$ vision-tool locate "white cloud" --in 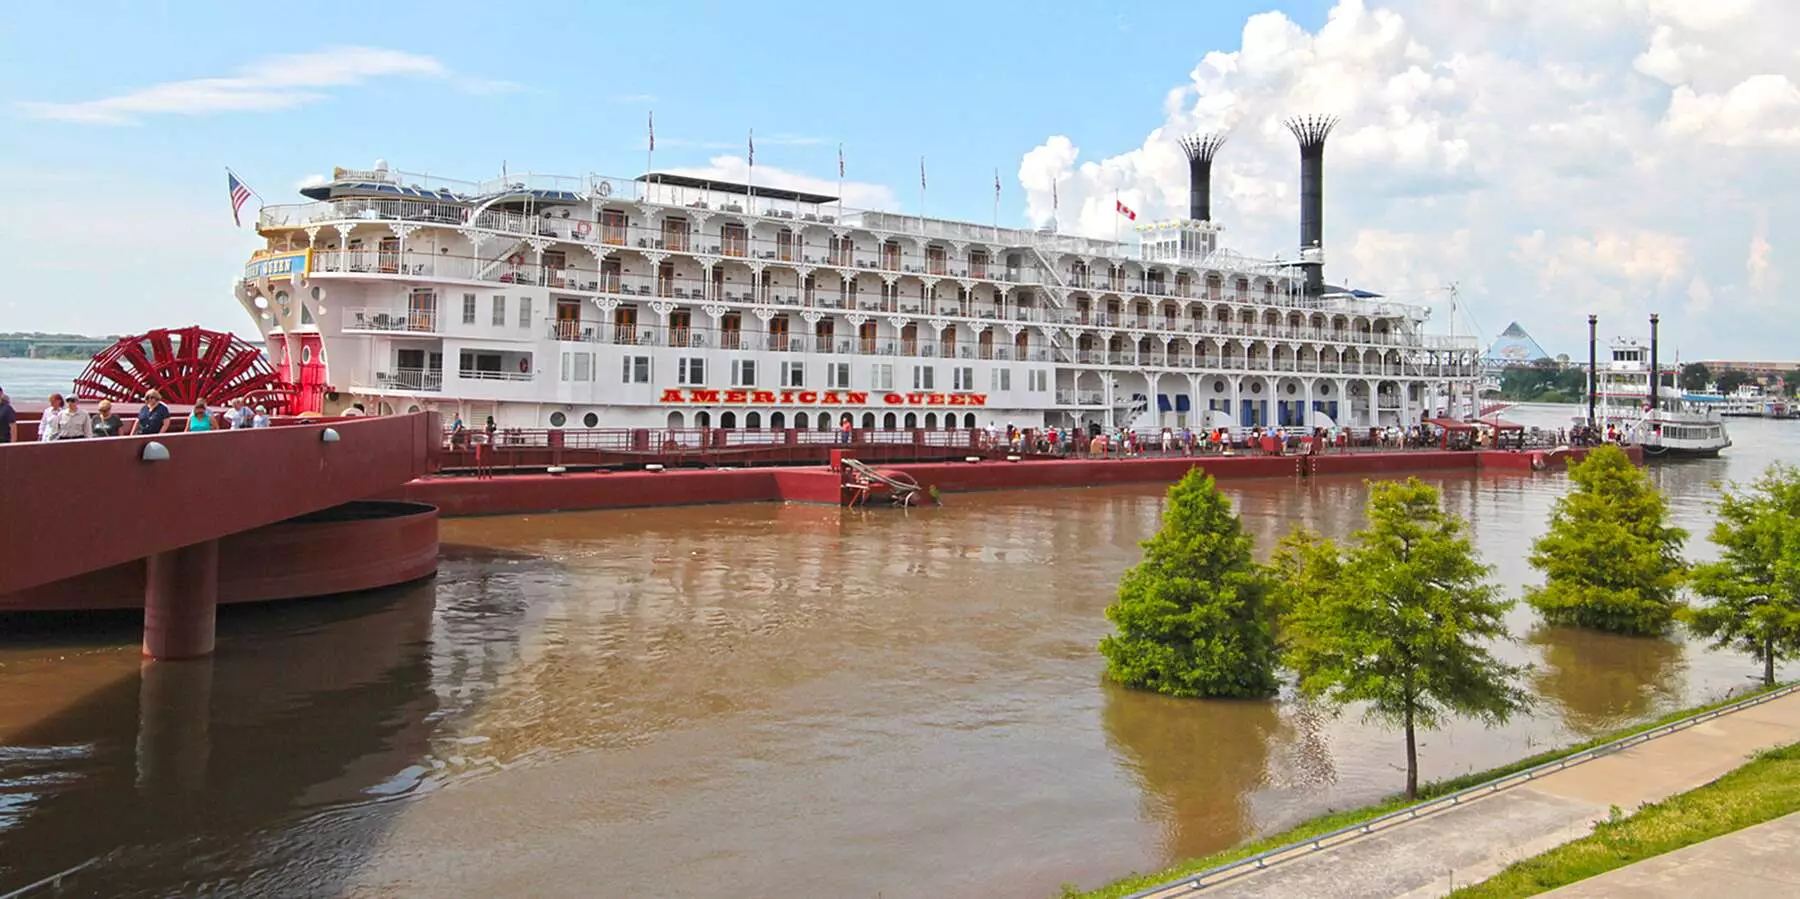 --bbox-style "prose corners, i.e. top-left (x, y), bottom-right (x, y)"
top-left (1014, 0), bottom-right (1800, 357)
top-left (17, 47), bottom-right (506, 125)
top-left (661, 156), bottom-right (898, 210)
